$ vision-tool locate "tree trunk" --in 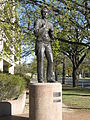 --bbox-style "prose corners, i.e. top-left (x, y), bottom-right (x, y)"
top-left (72, 66), bottom-right (78, 87)
top-left (62, 56), bottom-right (65, 84)
top-left (82, 70), bottom-right (85, 78)
top-left (55, 60), bottom-right (58, 81)
top-left (72, 53), bottom-right (86, 87)
top-left (55, 68), bottom-right (58, 81)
